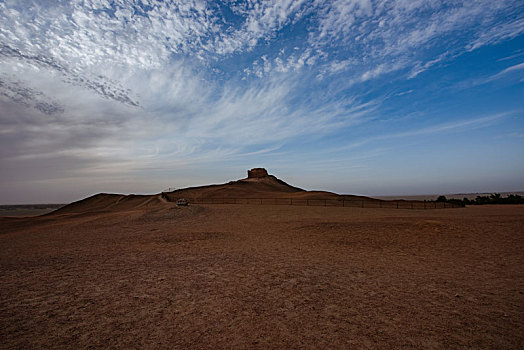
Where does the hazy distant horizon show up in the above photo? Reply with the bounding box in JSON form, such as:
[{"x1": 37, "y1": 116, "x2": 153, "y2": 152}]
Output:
[
  {"x1": 2, "y1": 171, "x2": 523, "y2": 206},
  {"x1": 1, "y1": 1, "x2": 523, "y2": 204}
]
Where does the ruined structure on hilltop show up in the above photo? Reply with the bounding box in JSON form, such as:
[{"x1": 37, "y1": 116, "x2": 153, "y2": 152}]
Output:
[{"x1": 247, "y1": 168, "x2": 269, "y2": 178}]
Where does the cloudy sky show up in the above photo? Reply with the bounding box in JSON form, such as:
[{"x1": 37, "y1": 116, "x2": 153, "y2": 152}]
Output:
[{"x1": 1, "y1": 0, "x2": 524, "y2": 204}]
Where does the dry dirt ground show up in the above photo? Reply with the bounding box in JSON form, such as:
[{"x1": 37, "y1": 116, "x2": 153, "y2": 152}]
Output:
[{"x1": 0, "y1": 204, "x2": 523, "y2": 349}]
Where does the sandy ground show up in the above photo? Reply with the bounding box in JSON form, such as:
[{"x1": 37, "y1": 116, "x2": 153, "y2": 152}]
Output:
[{"x1": 0, "y1": 204, "x2": 523, "y2": 349}]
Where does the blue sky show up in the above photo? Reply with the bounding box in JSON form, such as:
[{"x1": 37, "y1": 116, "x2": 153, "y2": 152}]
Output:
[{"x1": 1, "y1": 0, "x2": 523, "y2": 204}]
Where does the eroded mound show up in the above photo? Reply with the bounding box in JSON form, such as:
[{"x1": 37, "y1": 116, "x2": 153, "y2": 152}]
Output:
[
  {"x1": 50, "y1": 193, "x2": 171, "y2": 215},
  {"x1": 164, "y1": 168, "x2": 373, "y2": 202},
  {"x1": 52, "y1": 168, "x2": 377, "y2": 215}
]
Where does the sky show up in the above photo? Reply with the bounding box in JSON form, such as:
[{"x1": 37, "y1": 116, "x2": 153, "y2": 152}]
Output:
[{"x1": 1, "y1": 0, "x2": 524, "y2": 204}]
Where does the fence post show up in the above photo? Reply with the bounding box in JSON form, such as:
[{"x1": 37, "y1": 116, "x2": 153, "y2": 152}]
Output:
[
  {"x1": 396, "y1": 200, "x2": 399, "y2": 209},
  {"x1": 324, "y1": 199, "x2": 327, "y2": 206}
]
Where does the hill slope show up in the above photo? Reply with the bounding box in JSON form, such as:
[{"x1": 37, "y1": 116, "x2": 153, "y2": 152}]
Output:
[
  {"x1": 163, "y1": 171, "x2": 372, "y2": 201},
  {"x1": 51, "y1": 168, "x2": 377, "y2": 215},
  {"x1": 50, "y1": 193, "x2": 170, "y2": 215}
]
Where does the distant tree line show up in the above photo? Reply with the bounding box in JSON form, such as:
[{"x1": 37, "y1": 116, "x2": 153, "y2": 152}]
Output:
[{"x1": 436, "y1": 193, "x2": 524, "y2": 206}]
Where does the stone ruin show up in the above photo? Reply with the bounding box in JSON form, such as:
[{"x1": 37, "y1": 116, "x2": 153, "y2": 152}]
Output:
[{"x1": 247, "y1": 168, "x2": 269, "y2": 178}]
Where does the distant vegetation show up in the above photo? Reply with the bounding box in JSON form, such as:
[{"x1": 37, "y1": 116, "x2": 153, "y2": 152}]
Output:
[{"x1": 436, "y1": 194, "x2": 524, "y2": 206}]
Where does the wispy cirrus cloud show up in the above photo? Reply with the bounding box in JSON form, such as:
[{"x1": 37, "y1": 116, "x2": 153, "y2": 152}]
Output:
[
  {"x1": 454, "y1": 61, "x2": 524, "y2": 89},
  {"x1": 467, "y1": 18, "x2": 524, "y2": 51},
  {"x1": 317, "y1": 113, "x2": 511, "y2": 155},
  {"x1": 307, "y1": 1, "x2": 524, "y2": 81},
  {"x1": 492, "y1": 62, "x2": 524, "y2": 77}
]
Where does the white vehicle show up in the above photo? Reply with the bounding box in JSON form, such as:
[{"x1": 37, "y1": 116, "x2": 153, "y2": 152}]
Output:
[{"x1": 176, "y1": 198, "x2": 189, "y2": 206}]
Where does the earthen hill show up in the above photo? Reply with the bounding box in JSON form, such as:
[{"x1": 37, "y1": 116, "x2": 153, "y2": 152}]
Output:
[
  {"x1": 52, "y1": 168, "x2": 368, "y2": 215},
  {"x1": 51, "y1": 168, "x2": 460, "y2": 215},
  {"x1": 160, "y1": 167, "x2": 375, "y2": 203}
]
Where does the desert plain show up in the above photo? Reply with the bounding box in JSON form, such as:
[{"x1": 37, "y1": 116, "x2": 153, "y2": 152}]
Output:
[{"x1": 1, "y1": 191, "x2": 523, "y2": 349}]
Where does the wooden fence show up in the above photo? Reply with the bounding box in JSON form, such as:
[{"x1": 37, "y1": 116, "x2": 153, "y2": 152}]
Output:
[{"x1": 162, "y1": 194, "x2": 462, "y2": 209}]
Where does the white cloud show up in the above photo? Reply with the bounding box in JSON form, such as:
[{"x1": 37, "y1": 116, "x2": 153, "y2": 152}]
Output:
[
  {"x1": 408, "y1": 52, "x2": 451, "y2": 79},
  {"x1": 327, "y1": 59, "x2": 357, "y2": 74},
  {"x1": 204, "y1": 0, "x2": 312, "y2": 55},
  {"x1": 337, "y1": 113, "x2": 510, "y2": 152},
  {"x1": 467, "y1": 18, "x2": 524, "y2": 52},
  {"x1": 480, "y1": 62, "x2": 524, "y2": 84},
  {"x1": 0, "y1": 0, "x2": 219, "y2": 70},
  {"x1": 308, "y1": 1, "x2": 524, "y2": 82},
  {"x1": 2, "y1": 1, "x2": 521, "y2": 85},
  {"x1": 1, "y1": 48, "x2": 377, "y2": 190},
  {"x1": 496, "y1": 62, "x2": 524, "y2": 75},
  {"x1": 497, "y1": 51, "x2": 524, "y2": 62},
  {"x1": 1, "y1": 1, "x2": 523, "y2": 202},
  {"x1": 459, "y1": 61, "x2": 524, "y2": 88}
]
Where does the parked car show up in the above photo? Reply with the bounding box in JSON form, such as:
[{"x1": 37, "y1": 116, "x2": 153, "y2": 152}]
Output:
[{"x1": 176, "y1": 198, "x2": 189, "y2": 206}]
